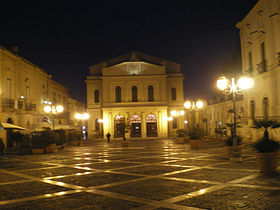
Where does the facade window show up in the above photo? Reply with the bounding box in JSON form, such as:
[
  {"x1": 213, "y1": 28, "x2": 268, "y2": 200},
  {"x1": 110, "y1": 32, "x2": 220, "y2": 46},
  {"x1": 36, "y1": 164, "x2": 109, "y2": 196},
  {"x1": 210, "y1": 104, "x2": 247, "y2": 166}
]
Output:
[
  {"x1": 250, "y1": 100, "x2": 255, "y2": 120},
  {"x1": 172, "y1": 118, "x2": 178, "y2": 129},
  {"x1": 148, "y1": 85, "x2": 154, "y2": 102},
  {"x1": 261, "y1": 42, "x2": 265, "y2": 62},
  {"x1": 260, "y1": 42, "x2": 266, "y2": 72},
  {"x1": 53, "y1": 92, "x2": 57, "y2": 104},
  {"x1": 6, "y1": 78, "x2": 12, "y2": 98},
  {"x1": 58, "y1": 94, "x2": 61, "y2": 104},
  {"x1": 263, "y1": 97, "x2": 269, "y2": 120},
  {"x1": 248, "y1": 51, "x2": 253, "y2": 73},
  {"x1": 94, "y1": 90, "x2": 99, "y2": 103},
  {"x1": 171, "y1": 88, "x2": 176, "y2": 100},
  {"x1": 115, "y1": 86, "x2": 121, "y2": 103},
  {"x1": 26, "y1": 86, "x2": 30, "y2": 99},
  {"x1": 132, "y1": 86, "x2": 138, "y2": 102}
]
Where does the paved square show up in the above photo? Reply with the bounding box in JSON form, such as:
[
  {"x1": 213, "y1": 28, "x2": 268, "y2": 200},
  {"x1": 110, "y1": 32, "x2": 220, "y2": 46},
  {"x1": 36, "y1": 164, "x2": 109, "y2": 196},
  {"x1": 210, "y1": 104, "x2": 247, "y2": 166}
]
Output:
[{"x1": 0, "y1": 139, "x2": 279, "y2": 209}]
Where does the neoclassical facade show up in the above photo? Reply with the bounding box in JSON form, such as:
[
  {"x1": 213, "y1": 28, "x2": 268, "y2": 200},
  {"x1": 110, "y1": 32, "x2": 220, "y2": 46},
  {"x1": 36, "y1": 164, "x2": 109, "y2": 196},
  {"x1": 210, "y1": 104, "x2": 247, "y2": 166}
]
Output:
[
  {"x1": 86, "y1": 52, "x2": 184, "y2": 139},
  {"x1": 237, "y1": 0, "x2": 280, "y2": 121}
]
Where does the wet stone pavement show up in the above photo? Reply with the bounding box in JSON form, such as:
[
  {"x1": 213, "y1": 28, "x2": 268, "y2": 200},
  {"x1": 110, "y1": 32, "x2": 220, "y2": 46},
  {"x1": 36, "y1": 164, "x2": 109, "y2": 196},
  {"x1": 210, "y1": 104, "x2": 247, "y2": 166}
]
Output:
[{"x1": 0, "y1": 139, "x2": 279, "y2": 209}]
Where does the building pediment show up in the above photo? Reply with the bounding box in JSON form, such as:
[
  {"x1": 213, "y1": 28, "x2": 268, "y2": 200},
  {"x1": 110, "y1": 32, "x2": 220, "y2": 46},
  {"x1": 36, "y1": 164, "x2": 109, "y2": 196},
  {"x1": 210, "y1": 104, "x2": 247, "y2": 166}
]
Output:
[
  {"x1": 88, "y1": 51, "x2": 180, "y2": 76},
  {"x1": 102, "y1": 62, "x2": 166, "y2": 76}
]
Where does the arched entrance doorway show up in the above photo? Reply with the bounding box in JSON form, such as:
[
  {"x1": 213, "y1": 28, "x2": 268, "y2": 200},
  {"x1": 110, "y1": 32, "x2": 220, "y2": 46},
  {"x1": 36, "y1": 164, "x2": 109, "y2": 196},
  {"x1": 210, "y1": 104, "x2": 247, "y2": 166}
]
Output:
[
  {"x1": 6, "y1": 118, "x2": 14, "y2": 148},
  {"x1": 146, "y1": 114, "x2": 158, "y2": 137},
  {"x1": 114, "y1": 115, "x2": 125, "y2": 138},
  {"x1": 130, "y1": 115, "x2": 141, "y2": 137}
]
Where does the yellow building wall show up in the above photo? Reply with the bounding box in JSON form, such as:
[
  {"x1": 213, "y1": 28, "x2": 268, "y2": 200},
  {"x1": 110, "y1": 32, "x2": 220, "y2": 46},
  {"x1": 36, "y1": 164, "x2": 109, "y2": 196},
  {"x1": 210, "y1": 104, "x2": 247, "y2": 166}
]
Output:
[
  {"x1": 0, "y1": 46, "x2": 76, "y2": 133},
  {"x1": 86, "y1": 55, "x2": 184, "y2": 139}
]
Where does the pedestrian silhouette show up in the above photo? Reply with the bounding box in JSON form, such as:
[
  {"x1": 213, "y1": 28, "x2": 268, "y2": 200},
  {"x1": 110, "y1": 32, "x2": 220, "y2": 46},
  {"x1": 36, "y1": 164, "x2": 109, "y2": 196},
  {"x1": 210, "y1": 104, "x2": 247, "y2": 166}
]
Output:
[
  {"x1": 106, "y1": 133, "x2": 111, "y2": 142},
  {"x1": 0, "y1": 138, "x2": 5, "y2": 155}
]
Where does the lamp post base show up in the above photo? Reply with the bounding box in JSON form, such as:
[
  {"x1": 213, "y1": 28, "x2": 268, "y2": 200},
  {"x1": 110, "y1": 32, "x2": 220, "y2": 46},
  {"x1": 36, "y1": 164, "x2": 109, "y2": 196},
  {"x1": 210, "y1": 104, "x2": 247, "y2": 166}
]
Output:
[{"x1": 230, "y1": 146, "x2": 242, "y2": 162}]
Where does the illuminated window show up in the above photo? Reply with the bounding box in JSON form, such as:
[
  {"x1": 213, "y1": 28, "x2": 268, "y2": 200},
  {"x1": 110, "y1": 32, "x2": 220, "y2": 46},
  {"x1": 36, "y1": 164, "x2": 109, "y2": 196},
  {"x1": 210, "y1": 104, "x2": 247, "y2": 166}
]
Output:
[
  {"x1": 132, "y1": 86, "x2": 138, "y2": 102},
  {"x1": 116, "y1": 86, "x2": 121, "y2": 103},
  {"x1": 148, "y1": 85, "x2": 154, "y2": 102},
  {"x1": 171, "y1": 88, "x2": 176, "y2": 100},
  {"x1": 94, "y1": 90, "x2": 99, "y2": 103}
]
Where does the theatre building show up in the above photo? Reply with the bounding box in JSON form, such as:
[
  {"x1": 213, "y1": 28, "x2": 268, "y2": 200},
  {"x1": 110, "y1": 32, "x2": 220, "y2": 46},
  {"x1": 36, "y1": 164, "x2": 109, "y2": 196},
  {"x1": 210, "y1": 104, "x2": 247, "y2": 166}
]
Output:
[{"x1": 86, "y1": 52, "x2": 185, "y2": 139}]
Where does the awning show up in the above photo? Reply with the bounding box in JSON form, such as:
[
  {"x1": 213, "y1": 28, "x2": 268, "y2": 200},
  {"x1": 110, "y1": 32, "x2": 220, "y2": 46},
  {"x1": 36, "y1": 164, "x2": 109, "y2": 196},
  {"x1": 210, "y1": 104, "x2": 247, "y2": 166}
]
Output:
[{"x1": 0, "y1": 123, "x2": 27, "y2": 130}]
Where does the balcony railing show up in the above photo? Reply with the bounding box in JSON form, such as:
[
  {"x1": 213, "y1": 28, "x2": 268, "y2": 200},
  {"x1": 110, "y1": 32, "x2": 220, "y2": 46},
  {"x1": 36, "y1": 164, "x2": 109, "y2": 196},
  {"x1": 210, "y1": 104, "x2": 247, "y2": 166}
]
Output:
[
  {"x1": 25, "y1": 103, "x2": 36, "y2": 111},
  {"x1": 18, "y1": 101, "x2": 24, "y2": 110},
  {"x1": 2, "y1": 99, "x2": 14, "y2": 110}
]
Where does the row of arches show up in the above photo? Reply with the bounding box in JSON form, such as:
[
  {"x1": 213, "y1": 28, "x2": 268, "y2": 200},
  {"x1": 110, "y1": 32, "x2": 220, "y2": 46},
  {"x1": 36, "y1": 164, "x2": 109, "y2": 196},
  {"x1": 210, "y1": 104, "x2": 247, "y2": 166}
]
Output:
[
  {"x1": 94, "y1": 87, "x2": 177, "y2": 103},
  {"x1": 114, "y1": 114, "x2": 158, "y2": 138}
]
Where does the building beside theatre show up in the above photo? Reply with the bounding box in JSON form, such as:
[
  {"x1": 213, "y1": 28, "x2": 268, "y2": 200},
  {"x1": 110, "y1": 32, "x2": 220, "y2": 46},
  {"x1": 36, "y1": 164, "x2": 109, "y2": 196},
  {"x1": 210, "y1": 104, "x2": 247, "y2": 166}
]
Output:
[
  {"x1": 86, "y1": 52, "x2": 185, "y2": 139},
  {"x1": 0, "y1": 46, "x2": 84, "y2": 147},
  {"x1": 204, "y1": 0, "x2": 280, "y2": 141}
]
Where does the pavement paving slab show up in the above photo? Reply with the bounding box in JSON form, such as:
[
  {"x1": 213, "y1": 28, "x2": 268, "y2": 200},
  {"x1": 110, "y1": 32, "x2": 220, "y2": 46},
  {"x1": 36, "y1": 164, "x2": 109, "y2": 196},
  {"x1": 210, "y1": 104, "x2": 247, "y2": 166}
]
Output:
[
  {"x1": 166, "y1": 168, "x2": 256, "y2": 182},
  {"x1": 1, "y1": 192, "x2": 143, "y2": 209},
  {"x1": 52, "y1": 172, "x2": 143, "y2": 187},
  {"x1": 176, "y1": 186, "x2": 280, "y2": 209},
  {"x1": 0, "y1": 181, "x2": 70, "y2": 201},
  {"x1": 101, "y1": 178, "x2": 214, "y2": 201},
  {"x1": 0, "y1": 139, "x2": 279, "y2": 209}
]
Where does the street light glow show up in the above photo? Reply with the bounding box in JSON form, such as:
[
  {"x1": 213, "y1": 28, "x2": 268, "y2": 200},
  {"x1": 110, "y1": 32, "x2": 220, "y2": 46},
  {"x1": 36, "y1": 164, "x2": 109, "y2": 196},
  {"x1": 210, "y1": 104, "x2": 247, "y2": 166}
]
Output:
[
  {"x1": 237, "y1": 76, "x2": 254, "y2": 90},
  {"x1": 171, "y1": 110, "x2": 177, "y2": 117},
  {"x1": 167, "y1": 116, "x2": 173, "y2": 121},
  {"x1": 75, "y1": 113, "x2": 82, "y2": 119},
  {"x1": 83, "y1": 113, "x2": 89, "y2": 120},
  {"x1": 75, "y1": 113, "x2": 89, "y2": 120},
  {"x1": 56, "y1": 105, "x2": 64, "y2": 113},
  {"x1": 184, "y1": 101, "x2": 192, "y2": 109},
  {"x1": 44, "y1": 105, "x2": 52, "y2": 113},
  {"x1": 196, "y1": 100, "x2": 203, "y2": 109},
  {"x1": 217, "y1": 76, "x2": 228, "y2": 90}
]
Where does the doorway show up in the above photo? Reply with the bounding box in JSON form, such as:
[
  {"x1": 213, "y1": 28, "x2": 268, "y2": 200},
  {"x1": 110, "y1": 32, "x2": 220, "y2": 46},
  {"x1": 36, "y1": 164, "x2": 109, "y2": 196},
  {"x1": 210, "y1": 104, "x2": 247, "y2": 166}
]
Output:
[
  {"x1": 130, "y1": 115, "x2": 141, "y2": 137},
  {"x1": 146, "y1": 114, "x2": 158, "y2": 137},
  {"x1": 114, "y1": 115, "x2": 125, "y2": 138}
]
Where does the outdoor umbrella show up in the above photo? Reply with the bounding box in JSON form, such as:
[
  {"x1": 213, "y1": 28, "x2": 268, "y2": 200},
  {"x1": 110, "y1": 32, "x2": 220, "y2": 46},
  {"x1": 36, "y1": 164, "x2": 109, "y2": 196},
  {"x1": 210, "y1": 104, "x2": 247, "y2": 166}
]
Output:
[{"x1": 0, "y1": 123, "x2": 27, "y2": 130}]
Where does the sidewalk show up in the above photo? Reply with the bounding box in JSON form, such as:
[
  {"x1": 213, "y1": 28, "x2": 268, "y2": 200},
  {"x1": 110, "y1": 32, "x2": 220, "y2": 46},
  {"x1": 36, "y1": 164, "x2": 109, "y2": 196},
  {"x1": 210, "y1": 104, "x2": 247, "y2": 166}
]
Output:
[{"x1": 0, "y1": 139, "x2": 279, "y2": 209}]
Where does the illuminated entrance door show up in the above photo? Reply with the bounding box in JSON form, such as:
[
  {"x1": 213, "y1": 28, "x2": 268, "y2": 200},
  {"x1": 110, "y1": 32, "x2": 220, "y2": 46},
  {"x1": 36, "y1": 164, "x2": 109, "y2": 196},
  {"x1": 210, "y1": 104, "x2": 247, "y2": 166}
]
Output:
[
  {"x1": 114, "y1": 115, "x2": 124, "y2": 138},
  {"x1": 130, "y1": 115, "x2": 141, "y2": 137},
  {"x1": 146, "y1": 114, "x2": 158, "y2": 137}
]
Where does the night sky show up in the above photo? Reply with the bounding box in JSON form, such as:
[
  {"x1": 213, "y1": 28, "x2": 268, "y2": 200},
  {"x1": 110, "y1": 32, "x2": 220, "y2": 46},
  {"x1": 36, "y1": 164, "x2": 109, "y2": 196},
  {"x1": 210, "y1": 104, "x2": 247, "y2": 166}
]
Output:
[{"x1": 0, "y1": 0, "x2": 258, "y2": 103}]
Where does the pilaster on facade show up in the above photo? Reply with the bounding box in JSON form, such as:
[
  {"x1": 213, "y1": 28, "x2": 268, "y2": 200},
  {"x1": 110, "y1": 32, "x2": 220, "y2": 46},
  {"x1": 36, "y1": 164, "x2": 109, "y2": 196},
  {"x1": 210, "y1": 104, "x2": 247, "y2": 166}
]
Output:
[{"x1": 86, "y1": 51, "x2": 184, "y2": 139}]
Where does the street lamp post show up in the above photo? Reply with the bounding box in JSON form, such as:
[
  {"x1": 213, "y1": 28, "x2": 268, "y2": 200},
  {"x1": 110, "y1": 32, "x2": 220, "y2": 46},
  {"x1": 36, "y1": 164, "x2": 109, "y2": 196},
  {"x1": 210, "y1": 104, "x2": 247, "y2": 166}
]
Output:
[
  {"x1": 44, "y1": 104, "x2": 64, "y2": 131},
  {"x1": 75, "y1": 113, "x2": 90, "y2": 141},
  {"x1": 217, "y1": 75, "x2": 254, "y2": 161},
  {"x1": 184, "y1": 100, "x2": 204, "y2": 128}
]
